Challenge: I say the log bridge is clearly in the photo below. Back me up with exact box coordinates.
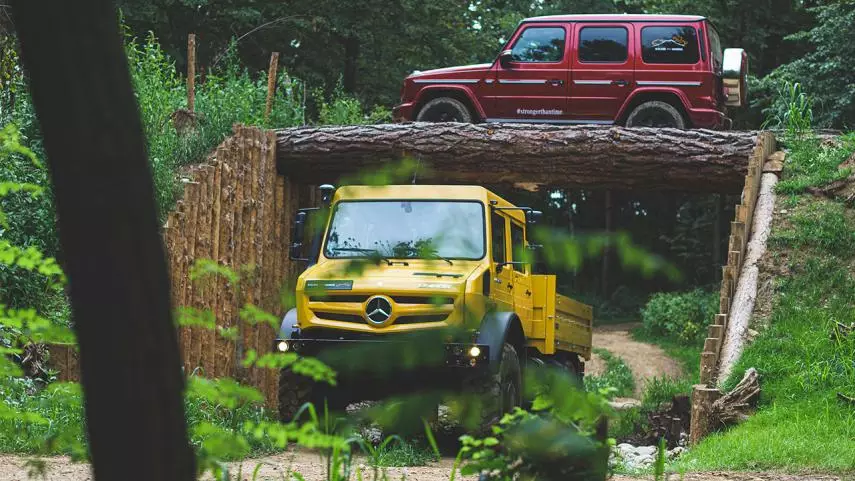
[51,122,781,441]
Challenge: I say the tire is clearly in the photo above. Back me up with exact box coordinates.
[415,97,473,123]
[278,368,345,421]
[625,100,686,129]
[466,343,522,434]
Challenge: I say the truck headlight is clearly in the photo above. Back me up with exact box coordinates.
[468,346,481,358]
[277,341,290,352]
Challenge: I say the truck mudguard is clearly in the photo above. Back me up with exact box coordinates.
[476,311,525,369]
[278,308,299,339]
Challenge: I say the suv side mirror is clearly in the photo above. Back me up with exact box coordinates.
[289,211,309,261]
[499,49,514,68]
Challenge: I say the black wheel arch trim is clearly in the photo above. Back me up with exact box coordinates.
[475,311,526,371]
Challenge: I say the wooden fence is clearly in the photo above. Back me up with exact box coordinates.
[54,125,313,407]
[689,131,779,443]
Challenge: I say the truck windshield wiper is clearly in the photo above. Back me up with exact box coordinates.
[400,246,453,265]
[330,247,391,265]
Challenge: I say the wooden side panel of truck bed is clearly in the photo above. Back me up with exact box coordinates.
[528,274,593,360]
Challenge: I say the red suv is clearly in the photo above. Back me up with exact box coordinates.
[393,14,747,129]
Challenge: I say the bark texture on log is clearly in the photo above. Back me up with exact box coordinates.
[711,367,760,426]
[276,123,760,192]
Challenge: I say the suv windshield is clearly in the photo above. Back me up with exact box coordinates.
[324,201,485,260]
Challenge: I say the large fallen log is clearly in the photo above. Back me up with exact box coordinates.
[275,123,763,192]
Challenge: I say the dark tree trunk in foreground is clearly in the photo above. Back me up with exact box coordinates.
[276,123,761,192]
[13,2,195,480]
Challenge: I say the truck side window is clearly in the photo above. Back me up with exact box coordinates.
[578,27,628,63]
[510,222,525,271]
[491,212,507,264]
[641,26,700,64]
[510,27,566,63]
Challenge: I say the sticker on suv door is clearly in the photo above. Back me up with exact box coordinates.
[517,108,563,116]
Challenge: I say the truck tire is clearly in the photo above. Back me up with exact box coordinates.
[467,342,522,433]
[416,97,473,123]
[625,101,686,129]
[278,368,343,421]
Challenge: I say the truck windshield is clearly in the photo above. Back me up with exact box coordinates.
[324,201,485,260]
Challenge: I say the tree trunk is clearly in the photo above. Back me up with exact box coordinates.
[13,2,195,480]
[710,367,761,426]
[276,123,762,192]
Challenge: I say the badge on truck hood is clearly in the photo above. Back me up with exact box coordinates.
[305,279,353,291]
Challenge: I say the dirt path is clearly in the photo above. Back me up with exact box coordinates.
[586,323,684,397]
[0,454,847,481]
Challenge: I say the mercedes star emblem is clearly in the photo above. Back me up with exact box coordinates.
[365,296,393,325]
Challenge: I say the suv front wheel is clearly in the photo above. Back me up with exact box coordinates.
[416,97,473,123]
[625,100,686,129]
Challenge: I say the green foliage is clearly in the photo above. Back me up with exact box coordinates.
[640,377,692,411]
[640,288,717,346]
[764,2,855,128]
[584,348,635,399]
[0,379,85,456]
[776,134,855,194]
[762,81,814,138]
[458,366,611,481]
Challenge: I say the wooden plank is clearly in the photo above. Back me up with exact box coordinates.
[191,166,213,374]
[714,314,727,327]
[699,351,717,385]
[216,149,238,379]
[202,158,225,377]
[180,181,200,372]
[703,337,718,356]
[708,324,723,341]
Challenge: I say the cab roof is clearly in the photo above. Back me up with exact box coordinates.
[332,184,522,219]
[335,185,496,203]
[525,14,705,23]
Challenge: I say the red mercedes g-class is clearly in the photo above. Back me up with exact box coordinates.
[393,14,747,129]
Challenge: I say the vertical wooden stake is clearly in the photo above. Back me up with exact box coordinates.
[265,52,280,122]
[187,33,196,112]
[601,190,613,296]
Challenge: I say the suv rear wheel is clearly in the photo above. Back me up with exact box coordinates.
[625,100,686,129]
[416,97,473,123]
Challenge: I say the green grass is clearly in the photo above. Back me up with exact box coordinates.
[0,379,85,455]
[369,439,438,467]
[675,193,855,473]
[585,348,635,399]
[776,134,855,194]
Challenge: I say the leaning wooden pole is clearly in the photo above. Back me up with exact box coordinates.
[275,123,761,192]
[187,33,196,112]
[265,52,280,122]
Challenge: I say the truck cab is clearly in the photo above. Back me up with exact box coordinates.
[393,14,748,129]
[276,185,593,427]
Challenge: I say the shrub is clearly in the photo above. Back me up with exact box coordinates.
[640,289,717,345]
[584,348,635,399]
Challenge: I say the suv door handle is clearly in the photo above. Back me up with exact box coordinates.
[612,79,629,87]
[547,79,564,86]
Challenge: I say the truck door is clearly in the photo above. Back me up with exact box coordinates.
[490,211,514,312]
[486,23,571,122]
[510,220,534,327]
[569,23,635,123]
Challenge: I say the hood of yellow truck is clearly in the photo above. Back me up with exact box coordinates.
[303,259,482,284]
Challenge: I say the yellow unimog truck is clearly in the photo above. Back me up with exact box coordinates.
[275,184,592,427]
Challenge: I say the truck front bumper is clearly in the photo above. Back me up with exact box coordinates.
[273,337,490,369]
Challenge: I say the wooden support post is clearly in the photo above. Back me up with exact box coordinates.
[187,33,196,112]
[265,52,280,122]
[699,351,717,385]
[601,190,612,296]
[690,384,722,445]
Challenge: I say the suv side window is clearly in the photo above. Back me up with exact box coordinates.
[510,222,525,271]
[641,26,700,64]
[510,27,566,62]
[578,27,628,63]
[491,212,507,263]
